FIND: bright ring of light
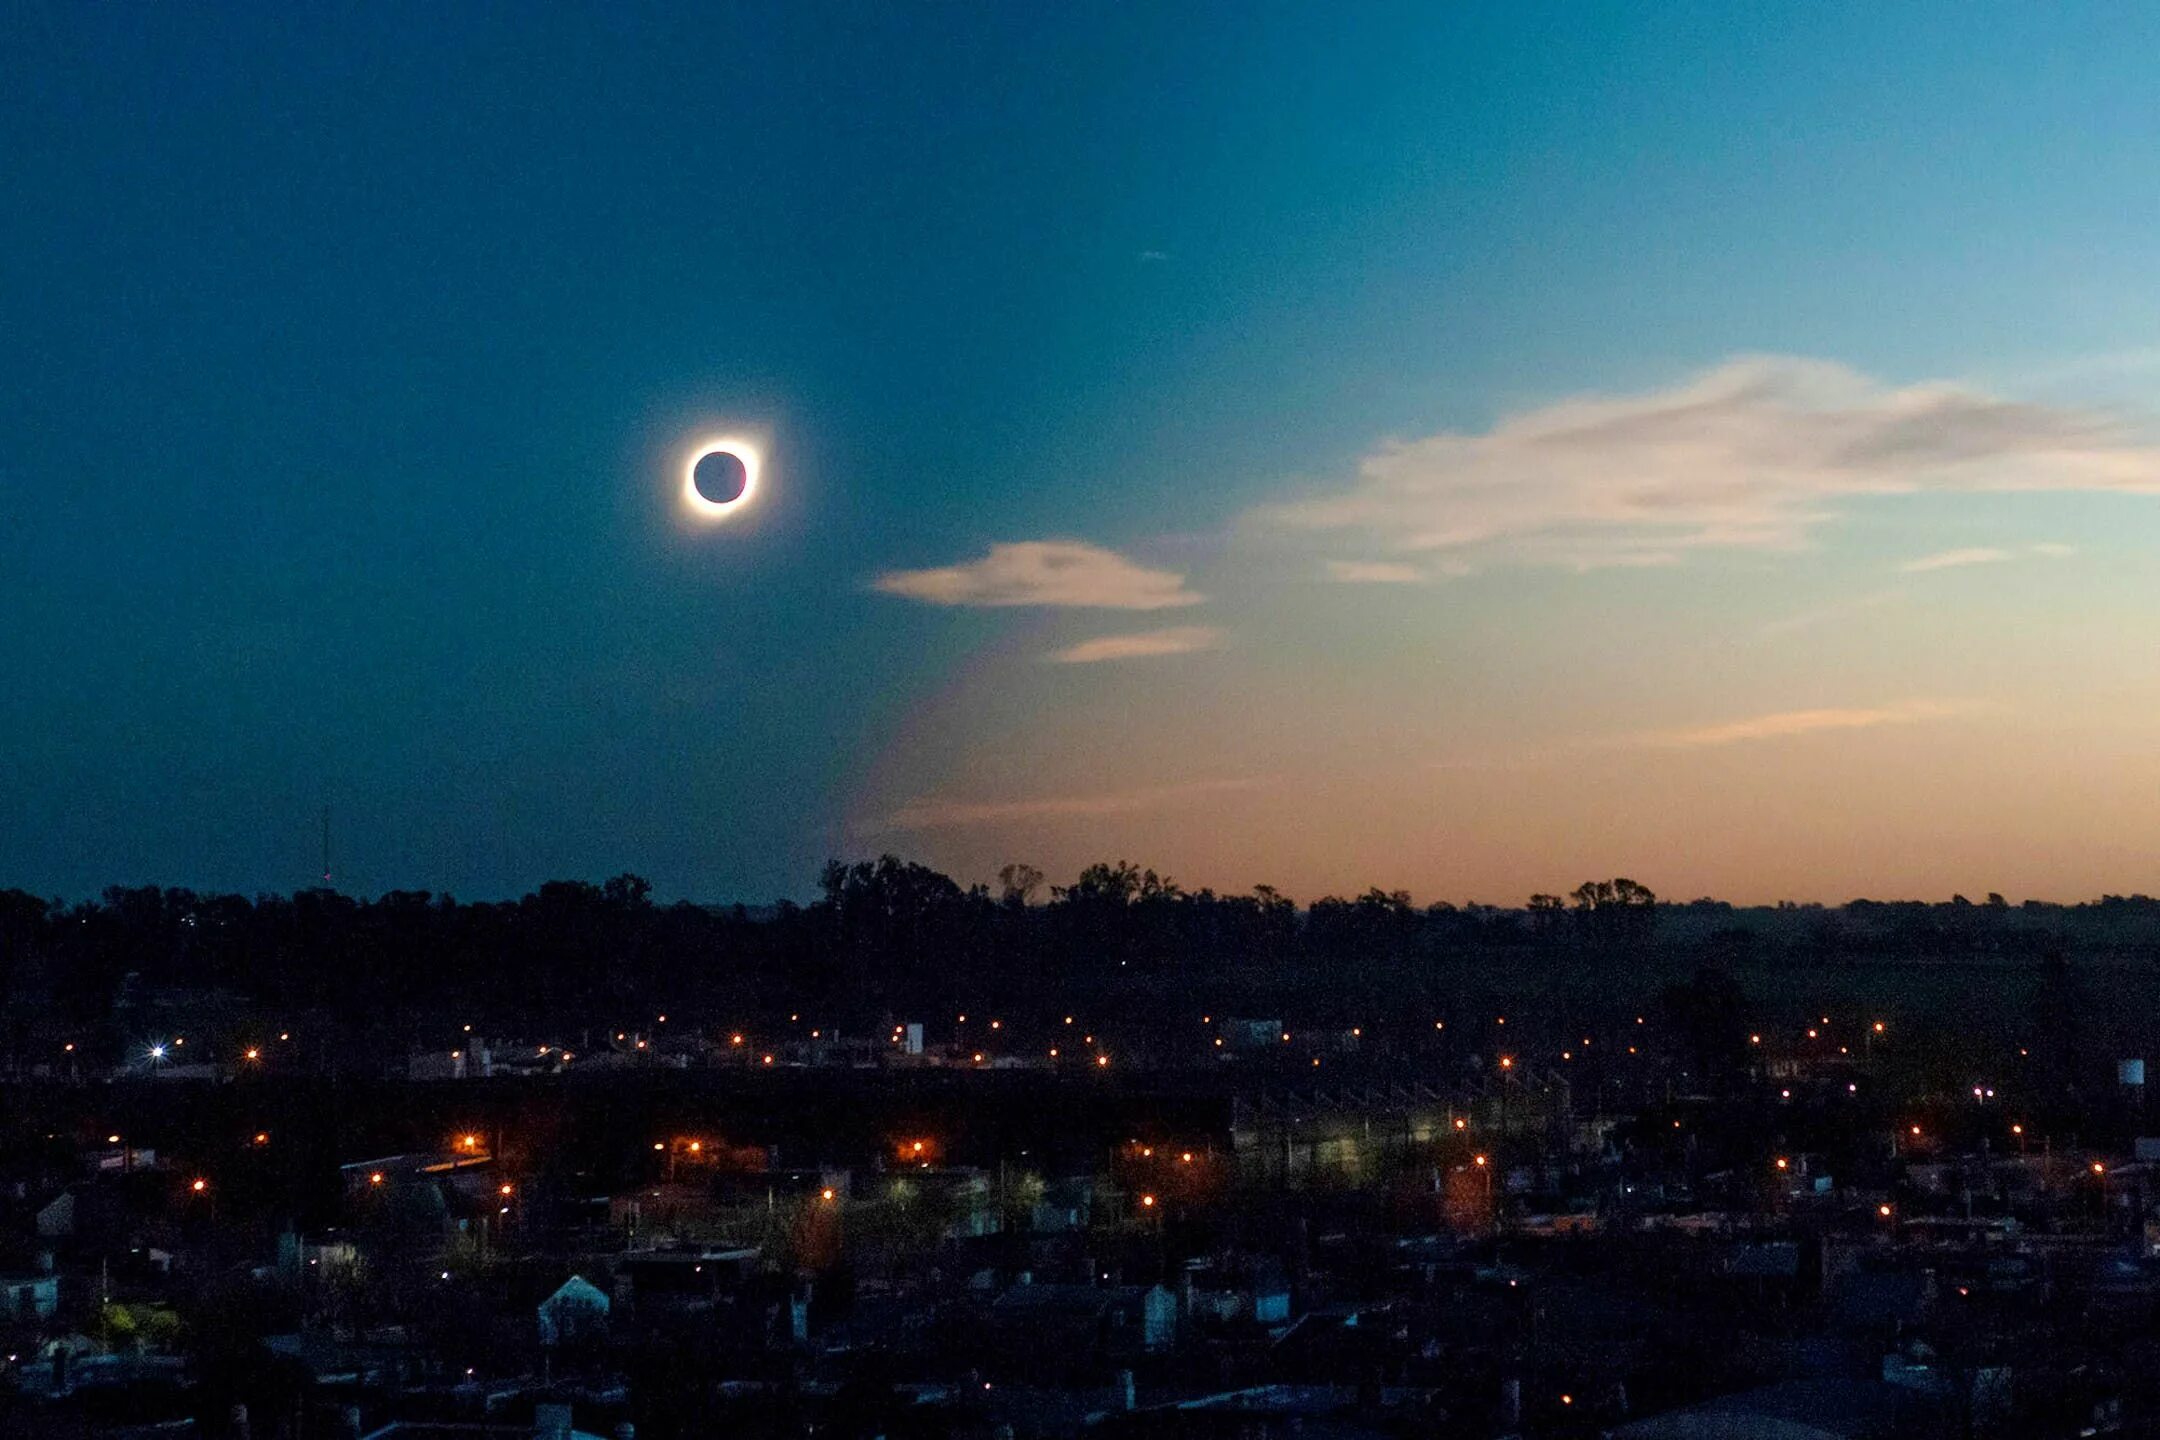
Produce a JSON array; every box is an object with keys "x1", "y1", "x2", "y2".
[{"x1": 682, "y1": 437, "x2": 762, "y2": 521}]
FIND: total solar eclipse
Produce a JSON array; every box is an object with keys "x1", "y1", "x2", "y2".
[{"x1": 681, "y1": 437, "x2": 762, "y2": 521}]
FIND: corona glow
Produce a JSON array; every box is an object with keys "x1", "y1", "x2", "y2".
[{"x1": 681, "y1": 436, "x2": 762, "y2": 521}]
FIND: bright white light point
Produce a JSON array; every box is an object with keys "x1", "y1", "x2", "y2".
[{"x1": 681, "y1": 436, "x2": 762, "y2": 521}]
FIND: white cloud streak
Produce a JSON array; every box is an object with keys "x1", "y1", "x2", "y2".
[
  {"x1": 1622, "y1": 699, "x2": 1974, "y2": 750},
  {"x1": 1325, "y1": 560, "x2": 1429, "y2": 584},
  {"x1": 1755, "y1": 588, "x2": 1907, "y2": 639},
  {"x1": 1429, "y1": 698, "x2": 1975, "y2": 771},
  {"x1": 1263, "y1": 355, "x2": 2160, "y2": 567},
  {"x1": 878, "y1": 777, "x2": 1257, "y2": 831},
  {"x1": 1049, "y1": 626, "x2": 1223, "y2": 664},
  {"x1": 1898, "y1": 547, "x2": 2014, "y2": 573},
  {"x1": 874, "y1": 541, "x2": 1203, "y2": 610}
]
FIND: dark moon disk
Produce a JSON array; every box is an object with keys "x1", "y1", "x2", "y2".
[{"x1": 692, "y1": 449, "x2": 749, "y2": 505}]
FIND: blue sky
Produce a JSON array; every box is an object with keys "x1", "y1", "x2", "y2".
[{"x1": 9, "y1": 3, "x2": 2160, "y2": 902}]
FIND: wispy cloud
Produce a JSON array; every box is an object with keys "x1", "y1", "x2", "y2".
[
  {"x1": 878, "y1": 777, "x2": 1257, "y2": 831},
  {"x1": 1898, "y1": 546, "x2": 2014, "y2": 573},
  {"x1": 1429, "y1": 698, "x2": 1975, "y2": 771},
  {"x1": 1261, "y1": 355, "x2": 2160, "y2": 568},
  {"x1": 1325, "y1": 559, "x2": 1428, "y2": 584},
  {"x1": 1050, "y1": 626, "x2": 1223, "y2": 664},
  {"x1": 1755, "y1": 588, "x2": 1906, "y2": 639},
  {"x1": 1623, "y1": 699, "x2": 1973, "y2": 750},
  {"x1": 1899, "y1": 541, "x2": 2080, "y2": 572},
  {"x1": 874, "y1": 541, "x2": 1204, "y2": 610},
  {"x1": 1137, "y1": 249, "x2": 1170, "y2": 263}
]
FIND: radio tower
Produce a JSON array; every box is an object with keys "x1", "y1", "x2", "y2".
[{"x1": 320, "y1": 804, "x2": 332, "y2": 887}]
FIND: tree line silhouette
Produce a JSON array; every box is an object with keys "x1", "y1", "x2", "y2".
[{"x1": 2, "y1": 859, "x2": 2156, "y2": 1048}]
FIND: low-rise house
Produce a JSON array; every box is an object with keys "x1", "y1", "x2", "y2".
[
  {"x1": 34, "y1": 1191, "x2": 74, "y2": 1238},
  {"x1": 0, "y1": 1269, "x2": 59, "y2": 1322},
  {"x1": 537, "y1": 1275, "x2": 611, "y2": 1347}
]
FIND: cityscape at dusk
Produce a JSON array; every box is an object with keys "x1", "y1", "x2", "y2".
[{"x1": 12, "y1": 4, "x2": 2160, "y2": 1438}]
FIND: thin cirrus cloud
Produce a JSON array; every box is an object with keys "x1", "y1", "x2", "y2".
[
  {"x1": 1049, "y1": 626, "x2": 1222, "y2": 664},
  {"x1": 1898, "y1": 541, "x2": 2080, "y2": 572},
  {"x1": 1262, "y1": 355, "x2": 2160, "y2": 568},
  {"x1": 1754, "y1": 588, "x2": 1907, "y2": 640},
  {"x1": 1432, "y1": 698, "x2": 1975, "y2": 771},
  {"x1": 1622, "y1": 699, "x2": 1974, "y2": 750},
  {"x1": 1324, "y1": 559, "x2": 1429, "y2": 584},
  {"x1": 873, "y1": 540, "x2": 1203, "y2": 610},
  {"x1": 1898, "y1": 547, "x2": 2014, "y2": 573},
  {"x1": 877, "y1": 777, "x2": 1258, "y2": 832}
]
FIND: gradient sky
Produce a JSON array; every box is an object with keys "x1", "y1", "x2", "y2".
[{"x1": 10, "y1": 2, "x2": 2160, "y2": 904}]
